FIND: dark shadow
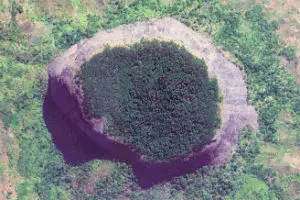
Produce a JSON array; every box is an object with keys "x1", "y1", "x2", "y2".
[{"x1": 43, "y1": 77, "x2": 214, "y2": 189}]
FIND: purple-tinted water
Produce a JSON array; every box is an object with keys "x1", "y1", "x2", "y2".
[{"x1": 43, "y1": 78, "x2": 215, "y2": 189}]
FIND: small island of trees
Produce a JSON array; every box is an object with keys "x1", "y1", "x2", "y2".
[{"x1": 79, "y1": 40, "x2": 220, "y2": 161}]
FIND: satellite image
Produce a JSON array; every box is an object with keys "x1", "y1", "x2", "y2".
[{"x1": 0, "y1": 0, "x2": 299, "y2": 199}]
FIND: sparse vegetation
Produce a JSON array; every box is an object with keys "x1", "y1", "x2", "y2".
[{"x1": 279, "y1": 46, "x2": 297, "y2": 61}]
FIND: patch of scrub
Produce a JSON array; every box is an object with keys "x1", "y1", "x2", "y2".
[
  {"x1": 0, "y1": 121, "x2": 18, "y2": 200},
  {"x1": 255, "y1": 109, "x2": 300, "y2": 196},
  {"x1": 228, "y1": 175, "x2": 276, "y2": 200}
]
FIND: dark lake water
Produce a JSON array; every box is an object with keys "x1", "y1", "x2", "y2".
[{"x1": 43, "y1": 78, "x2": 214, "y2": 189}]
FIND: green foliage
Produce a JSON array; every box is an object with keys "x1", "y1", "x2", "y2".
[
  {"x1": 51, "y1": 17, "x2": 88, "y2": 49},
  {"x1": 0, "y1": 161, "x2": 5, "y2": 177},
  {"x1": 210, "y1": 4, "x2": 298, "y2": 142},
  {"x1": 10, "y1": 0, "x2": 23, "y2": 25},
  {"x1": 16, "y1": 179, "x2": 37, "y2": 200},
  {"x1": 0, "y1": 56, "x2": 38, "y2": 127},
  {"x1": 0, "y1": 56, "x2": 68, "y2": 199},
  {"x1": 279, "y1": 46, "x2": 297, "y2": 61},
  {"x1": 236, "y1": 127, "x2": 260, "y2": 162},
  {"x1": 73, "y1": 162, "x2": 138, "y2": 200},
  {"x1": 0, "y1": 0, "x2": 298, "y2": 199},
  {"x1": 86, "y1": 14, "x2": 105, "y2": 37},
  {"x1": 81, "y1": 40, "x2": 219, "y2": 161},
  {"x1": 103, "y1": 0, "x2": 167, "y2": 29},
  {"x1": 50, "y1": 0, "x2": 167, "y2": 48},
  {"x1": 0, "y1": 1, "x2": 6, "y2": 12},
  {"x1": 235, "y1": 129, "x2": 285, "y2": 200},
  {"x1": 170, "y1": 165, "x2": 242, "y2": 200},
  {"x1": 2, "y1": 135, "x2": 18, "y2": 168},
  {"x1": 228, "y1": 175, "x2": 275, "y2": 200},
  {"x1": 0, "y1": 27, "x2": 56, "y2": 64},
  {"x1": 93, "y1": 163, "x2": 136, "y2": 199},
  {"x1": 105, "y1": 0, "x2": 300, "y2": 143}
]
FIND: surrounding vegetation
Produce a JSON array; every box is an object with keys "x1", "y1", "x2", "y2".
[
  {"x1": 80, "y1": 40, "x2": 219, "y2": 161},
  {"x1": 0, "y1": 0, "x2": 299, "y2": 199}
]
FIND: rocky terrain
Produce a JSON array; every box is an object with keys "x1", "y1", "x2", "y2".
[{"x1": 49, "y1": 17, "x2": 258, "y2": 165}]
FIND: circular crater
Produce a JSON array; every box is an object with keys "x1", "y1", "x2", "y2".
[
  {"x1": 45, "y1": 18, "x2": 259, "y2": 188},
  {"x1": 78, "y1": 40, "x2": 220, "y2": 161}
]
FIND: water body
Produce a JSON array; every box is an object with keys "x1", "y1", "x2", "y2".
[{"x1": 43, "y1": 78, "x2": 215, "y2": 189}]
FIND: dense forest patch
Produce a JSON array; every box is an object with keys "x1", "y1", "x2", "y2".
[{"x1": 80, "y1": 40, "x2": 220, "y2": 161}]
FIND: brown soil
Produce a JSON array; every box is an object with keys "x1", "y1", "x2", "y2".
[
  {"x1": 261, "y1": 145, "x2": 279, "y2": 154},
  {"x1": 265, "y1": 0, "x2": 300, "y2": 54},
  {"x1": 49, "y1": 18, "x2": 259, "y2": 165},
  {"x1": 277, "y1": 111, "x2": 297, "y2": 142},
  {"x1": 283, "y1": 151, "x2": 300, "y2": 173},
  {"x1": 81, "y1": 0, "x2": 116, "y2": 15},
  {"x1": 42, "y1": 0, "x2": 75, "y2": 15}
]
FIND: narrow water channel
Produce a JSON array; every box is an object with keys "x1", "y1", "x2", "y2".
[{"x1": 43, "y1": 78, "x2": 215, "y2": 188}]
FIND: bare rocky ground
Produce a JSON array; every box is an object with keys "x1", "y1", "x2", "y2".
[{"x1": 49, "y1": 18, "x2": 259, "y2": 165}]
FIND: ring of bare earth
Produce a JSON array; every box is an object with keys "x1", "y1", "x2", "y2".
[
  {"x1": 45, "y1": 18, "x2": 259, "y2": 187},
  {"x1": 78, "y1": 40, "x2": 220, "y2": 162}
]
